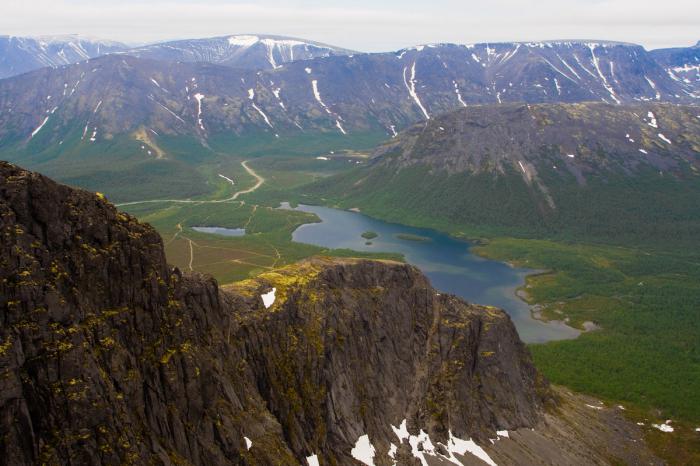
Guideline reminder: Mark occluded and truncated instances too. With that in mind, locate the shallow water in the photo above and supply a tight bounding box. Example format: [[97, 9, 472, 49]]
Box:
[[284, 203, 580, 344], [192, 226, 246, 237]]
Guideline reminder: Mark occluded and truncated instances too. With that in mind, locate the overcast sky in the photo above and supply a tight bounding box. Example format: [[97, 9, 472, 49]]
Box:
[[2, 0, 698, 51]]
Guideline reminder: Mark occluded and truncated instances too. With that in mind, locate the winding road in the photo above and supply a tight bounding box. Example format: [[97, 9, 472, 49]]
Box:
[[115, 160, 265, 207], [232, 160, 265, 200], [116, 160, 268, 274]]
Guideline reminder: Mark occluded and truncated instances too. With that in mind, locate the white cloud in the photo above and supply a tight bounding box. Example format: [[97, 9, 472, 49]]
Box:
[[0, 0, 698, 51]]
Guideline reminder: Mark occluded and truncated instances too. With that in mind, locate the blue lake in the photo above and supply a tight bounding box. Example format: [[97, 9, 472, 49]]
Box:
[[284, 203, 580, 344]]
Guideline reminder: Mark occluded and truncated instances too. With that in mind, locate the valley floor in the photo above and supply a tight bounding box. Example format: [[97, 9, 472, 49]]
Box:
[[121, 158, 400, 282]]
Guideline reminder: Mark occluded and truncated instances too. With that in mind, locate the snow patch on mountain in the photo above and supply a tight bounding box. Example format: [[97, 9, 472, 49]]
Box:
[[453, 80, 467, 107], [646, 111, 658, 128], [30, 116, 50, 138], [194, 93, 205, 131], [228, 35, 260, 47], [351, 435, 375, 465], [588, 44, 621, 104], [271, 86, 285, 109], [261, 288, 276, 308], [403, 62, 430, 119], [645, 76, 661, 100], [251, 103, 273, 128], [390, 419, 497, 466], [311, 80, 331, 114]]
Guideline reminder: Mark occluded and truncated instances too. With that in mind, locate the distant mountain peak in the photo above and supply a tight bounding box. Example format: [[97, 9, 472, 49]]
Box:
[[0, 35, 128, 79], [224, 34, 349, 50], [123, 34, 353, 71], [398, 40, 642, 52], [27, 34, 126, 46]]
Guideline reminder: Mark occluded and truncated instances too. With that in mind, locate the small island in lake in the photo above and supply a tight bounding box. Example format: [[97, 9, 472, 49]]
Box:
[[395, 233, 431, 242], [361, 231, 378, 240]]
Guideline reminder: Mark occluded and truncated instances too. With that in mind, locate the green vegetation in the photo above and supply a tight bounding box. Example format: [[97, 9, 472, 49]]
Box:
[[302, 164, 700, 250], [2, 132, 219, 202], [361, 231, 378, 240], [122, 168, 400, 283], [207, 130, 385, 158], [2, 128, 394, 283], [395, 233, 430, 242], [1, 129, 384, 204], [475, 239, 700, 421], [124, 198, 400, 283]]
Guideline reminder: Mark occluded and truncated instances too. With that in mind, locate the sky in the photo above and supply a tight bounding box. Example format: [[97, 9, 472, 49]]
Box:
[[1, 0, 698, 51]]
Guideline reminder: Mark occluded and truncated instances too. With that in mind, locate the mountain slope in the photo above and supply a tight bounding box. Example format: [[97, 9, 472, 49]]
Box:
[[2, 40, 699, 203], [0, 162, 661, 465], [2, 40, 698, 153], [0, 35, 127, 79], [123, 34, 354, 70], [302, 102, 700, 246], [650, 41, 700, 95]]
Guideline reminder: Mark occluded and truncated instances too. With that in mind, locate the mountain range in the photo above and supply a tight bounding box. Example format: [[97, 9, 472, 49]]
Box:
[[1, 39, 699, 162], [0, 33, 353, 80]]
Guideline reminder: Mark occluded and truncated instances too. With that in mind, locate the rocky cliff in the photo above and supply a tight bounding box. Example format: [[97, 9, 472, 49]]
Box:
[[0, 162, 659, 465]]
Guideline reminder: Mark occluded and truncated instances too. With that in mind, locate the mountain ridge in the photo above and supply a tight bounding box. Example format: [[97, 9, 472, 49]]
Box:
[[0, 35, 128, 79], [2, 32, 698, 83], [1, 40, 698, 152], [122, 34, 355, 71]]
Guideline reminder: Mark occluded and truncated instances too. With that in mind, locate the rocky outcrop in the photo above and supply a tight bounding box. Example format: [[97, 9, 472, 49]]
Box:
[[225, 259, 548, 464], [0, 162, 659, 465]]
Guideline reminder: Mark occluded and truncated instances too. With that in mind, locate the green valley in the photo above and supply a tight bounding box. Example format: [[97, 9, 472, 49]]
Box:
[[118, 153, 399, 283]]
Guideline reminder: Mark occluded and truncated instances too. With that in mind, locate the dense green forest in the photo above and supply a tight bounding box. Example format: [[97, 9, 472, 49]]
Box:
[[476, 239, 700, 421]]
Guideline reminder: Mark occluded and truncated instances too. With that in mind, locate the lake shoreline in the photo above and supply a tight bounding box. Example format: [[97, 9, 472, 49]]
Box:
[[293, 202, 582, 338], [280, 202, 581, 343]]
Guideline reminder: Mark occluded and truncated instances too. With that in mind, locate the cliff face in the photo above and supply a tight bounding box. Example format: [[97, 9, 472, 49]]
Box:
[[227, 260, 548, 464], [0, 162, 658, 466]]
